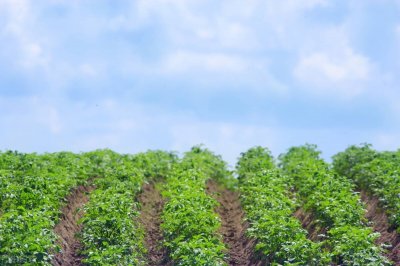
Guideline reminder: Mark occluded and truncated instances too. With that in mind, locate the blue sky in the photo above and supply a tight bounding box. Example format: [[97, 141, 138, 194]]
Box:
[[1, 0, 400, 165]]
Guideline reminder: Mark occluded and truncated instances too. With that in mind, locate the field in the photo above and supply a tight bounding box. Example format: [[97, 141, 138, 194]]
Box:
[[0, 145, 399, 265]]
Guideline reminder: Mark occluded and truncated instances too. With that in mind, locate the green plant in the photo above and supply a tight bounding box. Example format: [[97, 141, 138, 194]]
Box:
[[237, 147, 330, 265], [0, 151, 94, 264], [280, 145, 389, 265], [160, 148, 228, 265], [80, 150, 176, 265], [333, 145, 400, 230]]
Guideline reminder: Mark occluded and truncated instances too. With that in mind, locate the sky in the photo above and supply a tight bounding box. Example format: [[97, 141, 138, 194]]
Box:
[[1, 0, 400, 166]]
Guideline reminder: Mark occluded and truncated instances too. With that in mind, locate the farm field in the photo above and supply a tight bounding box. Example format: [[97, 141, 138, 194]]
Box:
[[0, 145, 399, 265]]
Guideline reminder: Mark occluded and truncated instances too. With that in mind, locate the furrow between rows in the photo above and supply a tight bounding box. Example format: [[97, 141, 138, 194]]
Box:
[[137, 182, 168, 266], [52, 184, 95, 266], [206, 179, 258, 266], [360, 191, 400, 264]]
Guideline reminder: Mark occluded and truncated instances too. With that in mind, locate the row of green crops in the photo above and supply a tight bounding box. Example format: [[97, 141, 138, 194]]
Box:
[[2, 145, 398, 265], [333, 144, 400, 230], [80, 150, 177, 265], [0, 149, 177, 265], [236, 147, 330, 265], [279, 145, 389, 265], [0, 151, 95, 264], [160, 147, 230, 265]]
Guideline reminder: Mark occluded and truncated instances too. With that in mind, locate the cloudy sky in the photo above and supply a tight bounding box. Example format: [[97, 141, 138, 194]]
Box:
[[1, 0, 399, 165]]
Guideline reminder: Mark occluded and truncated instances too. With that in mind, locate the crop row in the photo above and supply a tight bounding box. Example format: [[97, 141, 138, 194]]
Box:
[[160, 147, 229, 265], [279, 145, 388, 265], [0, 149, 177, 265], [1, 145, 397, 265], [237, 147, 329, 264], [78, 150, 147, 264], [0, 151, 94, 264], [333, 144, 400, 230], [80, 149, 177, 264]]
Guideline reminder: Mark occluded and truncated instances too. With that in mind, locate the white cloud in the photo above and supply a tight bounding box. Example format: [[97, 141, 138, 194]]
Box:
[[0, 94, 281, 165], [44, 107, 62, 134], [2, 0, 400, 162], [20, 42, 49, 68], [194, 21, 260, 51], [293, 22, 377, 99], [2, 94, 399, 166], [161, 51, 248, 73], [129, 0, 330, 53], [294, 46, 372, 98], [396, 24, 400, 49], [0, 96, 63, 135], [1, 0, 50, 69], [0, 0, 342, 94], [79, 64, 98, 77], [132, 1, 261, 51], [0, 0, 29, 22]]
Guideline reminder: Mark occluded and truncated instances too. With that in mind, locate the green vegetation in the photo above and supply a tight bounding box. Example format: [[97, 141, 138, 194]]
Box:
[[237, 147, 329, 265], [0, 145, 397, 265], [333, 144, 400, 230], [280, 144, 389, 265], [0, 151, 94, 264], [160, 147, 229, 265], [80, 150, 176, 265]]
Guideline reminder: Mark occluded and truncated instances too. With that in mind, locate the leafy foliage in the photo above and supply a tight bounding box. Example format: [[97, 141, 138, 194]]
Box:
[[80, 149, 176, 265], [280, 145, 389, 265], [236, 146, 275, 179], [0, 145, 396, 265], [160, 147, 228, 265], [237, 147, 330, 265], [181, 145, 232, 184], [0, 151, 94, 264], [332, 143, 377, 180], [333, 144, 400, 230]]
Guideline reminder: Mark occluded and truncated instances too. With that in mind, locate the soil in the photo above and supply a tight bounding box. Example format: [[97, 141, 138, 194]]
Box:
[[52, 184, 95, 266], [137, 182, 169, 266], [360, 190, 400, 265], [206, 179, 263, 266], [293, 208, 327, 242]]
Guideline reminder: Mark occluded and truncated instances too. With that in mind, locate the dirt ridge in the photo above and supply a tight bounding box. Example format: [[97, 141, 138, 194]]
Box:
[[206, 179, 261, 266], [52, 184, 95, 266], [138, 182, 169, 266], [360, 191, 400, 265]]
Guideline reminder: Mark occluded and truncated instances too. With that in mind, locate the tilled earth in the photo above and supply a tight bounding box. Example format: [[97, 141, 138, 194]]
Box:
[[137, 182, 170, 266], [293, 207, 327, 242], [52, 184, 95, 266], [361, 191, 400, 265], [206, 180, 263, 266]]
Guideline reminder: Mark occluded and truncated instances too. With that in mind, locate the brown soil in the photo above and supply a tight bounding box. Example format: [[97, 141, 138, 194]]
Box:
[[360, 190, 400, 265], [52, 184, 95, 266], [137, 182, 169, 266], [293, 208, 327, 242], [206, 179, 263, 266]]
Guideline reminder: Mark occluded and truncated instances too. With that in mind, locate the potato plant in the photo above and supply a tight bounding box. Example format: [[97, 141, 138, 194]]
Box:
[[160, 147, 229, 266], [237, 147, 330, 265], [333, 144, 400, 230], [0, 151, 94, 264], [280, 145, 389, 265], [80, 150, 176, 265]]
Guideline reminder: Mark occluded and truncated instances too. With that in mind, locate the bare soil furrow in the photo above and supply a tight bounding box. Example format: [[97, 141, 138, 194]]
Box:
[[361, 191, 400, 265], [206, 179, 260, 266], [138, 182, 169, 266], [52, 184, 95, 266], [293, 208, 327, 242]]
